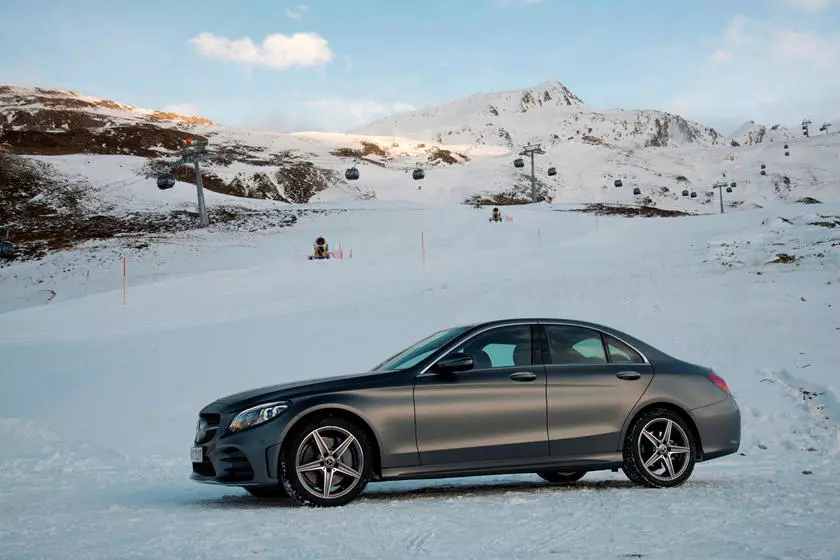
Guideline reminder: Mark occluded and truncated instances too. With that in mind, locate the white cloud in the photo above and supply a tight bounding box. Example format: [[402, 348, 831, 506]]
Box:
[[240, 98, 415, 133], [285, 4, 310, 20], [189, 31, 333, 70], [161, 103, 199, 117], [710, 49, 732, 64], [303, 99, 416, 130], [669, 15, 840, 129], [786, 0, 839, 11]]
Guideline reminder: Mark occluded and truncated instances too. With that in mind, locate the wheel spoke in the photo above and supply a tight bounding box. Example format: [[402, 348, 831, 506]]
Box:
[[663, 420, 673, 445], [312, 430, 330, 459], [296, 460, 323, 474], [332, 435, 356, 460], [643, 453, 661, 469], [323, 469, 335, 498], [642, 430, 660, 446], [663, 454, 676, 479], [669, 445, 690, 455], [334, 462, 361, 479]]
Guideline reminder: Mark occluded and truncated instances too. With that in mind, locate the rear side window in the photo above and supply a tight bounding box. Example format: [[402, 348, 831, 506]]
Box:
[[544, 325, 607, 364], [605, 335, 644, 363]]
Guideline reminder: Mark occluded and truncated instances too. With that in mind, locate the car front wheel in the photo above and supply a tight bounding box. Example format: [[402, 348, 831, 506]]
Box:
[[622, 408, 697, 488], [536, 471, 586, 483], [280, 416, 372, 507]]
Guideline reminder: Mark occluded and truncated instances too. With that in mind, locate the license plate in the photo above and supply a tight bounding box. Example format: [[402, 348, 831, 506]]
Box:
[[191, 446, 204, 463]]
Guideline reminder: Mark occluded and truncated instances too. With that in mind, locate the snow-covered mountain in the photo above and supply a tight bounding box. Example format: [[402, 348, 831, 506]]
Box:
[[730, 119, 839, 146], [353, 80, 725, 149], [2, 82, 840, 260]]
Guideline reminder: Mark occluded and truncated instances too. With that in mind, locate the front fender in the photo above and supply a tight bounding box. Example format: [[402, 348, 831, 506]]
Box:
[[264, 386, 418, 479]]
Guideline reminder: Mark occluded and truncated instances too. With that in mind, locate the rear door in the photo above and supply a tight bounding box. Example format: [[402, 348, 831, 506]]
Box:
[[540, 323, 653, 458]]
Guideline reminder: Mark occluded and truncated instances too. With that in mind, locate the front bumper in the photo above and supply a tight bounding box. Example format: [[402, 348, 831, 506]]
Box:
[[690, 395, 741, 461], [190, 409, 291, 487]]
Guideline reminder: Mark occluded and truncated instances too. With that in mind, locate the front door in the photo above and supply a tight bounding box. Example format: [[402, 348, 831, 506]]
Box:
[[541, 324, 653, 458], [414, 324, 549, 466]]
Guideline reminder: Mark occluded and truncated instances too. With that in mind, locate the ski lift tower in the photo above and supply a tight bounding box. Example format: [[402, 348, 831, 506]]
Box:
[[156, 137, 209, 227], [713, 180, 732, 214], [519, 142, 546, 203]]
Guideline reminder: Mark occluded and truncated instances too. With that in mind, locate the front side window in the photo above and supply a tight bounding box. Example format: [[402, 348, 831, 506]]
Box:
[[544, 325, 607, 364], [447, 325, 533, 369], [373, 326, 471, 371], [605, 335, 644, 363]]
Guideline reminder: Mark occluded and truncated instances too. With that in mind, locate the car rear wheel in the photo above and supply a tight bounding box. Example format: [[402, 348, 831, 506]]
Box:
[[622, 408, 696, 488], [536, 471, 586, 484], [280, 416, 372, 507], [245, 485, 288, 498]]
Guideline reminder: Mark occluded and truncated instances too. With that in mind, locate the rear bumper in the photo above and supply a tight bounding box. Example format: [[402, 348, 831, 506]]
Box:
[[690, 395, 741, 461]]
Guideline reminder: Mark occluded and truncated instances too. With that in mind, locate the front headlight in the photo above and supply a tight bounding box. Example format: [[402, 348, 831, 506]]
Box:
[[228, 401, 290, 433]]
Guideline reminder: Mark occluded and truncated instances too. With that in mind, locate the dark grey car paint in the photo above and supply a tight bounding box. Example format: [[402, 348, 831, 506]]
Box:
[[414, 363, 549, 465], [192, 318, 741, 489], [545, 363, 654, 457]]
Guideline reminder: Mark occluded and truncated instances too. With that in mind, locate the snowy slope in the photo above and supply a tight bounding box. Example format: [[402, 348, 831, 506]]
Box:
[[353, 80, 725, 149], [1, 199, 839, 559]]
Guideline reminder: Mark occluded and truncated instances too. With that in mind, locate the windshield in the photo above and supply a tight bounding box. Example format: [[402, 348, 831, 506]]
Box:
[[373, 326, 471, 371]]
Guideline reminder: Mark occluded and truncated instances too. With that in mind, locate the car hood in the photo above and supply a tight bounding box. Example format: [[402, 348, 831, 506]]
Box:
[[208, 370, 392, 411]]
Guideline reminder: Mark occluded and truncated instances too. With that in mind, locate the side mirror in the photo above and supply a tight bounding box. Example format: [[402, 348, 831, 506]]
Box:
[[431, 353, 474, 375]]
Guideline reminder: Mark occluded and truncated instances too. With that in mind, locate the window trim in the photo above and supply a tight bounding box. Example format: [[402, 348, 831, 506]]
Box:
[[538, 322, 650, 365], [602, 333, 646, 365], [417, 322, 537, 375]]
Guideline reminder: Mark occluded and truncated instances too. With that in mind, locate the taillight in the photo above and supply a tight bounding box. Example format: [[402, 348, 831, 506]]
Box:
[[708, 373, 731, 395]]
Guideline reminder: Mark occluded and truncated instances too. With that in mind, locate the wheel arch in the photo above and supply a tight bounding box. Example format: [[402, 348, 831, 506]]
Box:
[[280, 404, 384, 480], [621, 402, 704, 460]]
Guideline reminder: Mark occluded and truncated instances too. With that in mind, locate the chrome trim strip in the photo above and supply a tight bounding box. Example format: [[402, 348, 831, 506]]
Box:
[[417, 320, 650, 375]]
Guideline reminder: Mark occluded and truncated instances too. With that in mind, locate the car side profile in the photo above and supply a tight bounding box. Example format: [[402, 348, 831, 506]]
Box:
[[191, 318, 741, 507]]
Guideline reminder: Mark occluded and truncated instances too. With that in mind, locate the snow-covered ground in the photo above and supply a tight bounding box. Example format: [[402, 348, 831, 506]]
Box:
[[1, 198, 839, 559]]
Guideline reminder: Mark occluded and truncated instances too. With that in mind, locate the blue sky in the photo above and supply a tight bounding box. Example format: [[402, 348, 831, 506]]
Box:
[[1, 0, 839, 133]]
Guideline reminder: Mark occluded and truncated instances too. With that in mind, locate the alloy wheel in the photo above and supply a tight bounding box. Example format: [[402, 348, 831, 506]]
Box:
[[636, 417, 692, 482], [295, 425, 365, 500]]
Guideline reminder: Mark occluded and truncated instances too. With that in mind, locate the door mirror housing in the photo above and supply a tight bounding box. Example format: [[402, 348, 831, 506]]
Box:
[[431, 353, 474, 375]]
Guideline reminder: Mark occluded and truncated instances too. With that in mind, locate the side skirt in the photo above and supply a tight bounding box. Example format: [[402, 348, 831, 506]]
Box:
[[379, 453, 623, 482]]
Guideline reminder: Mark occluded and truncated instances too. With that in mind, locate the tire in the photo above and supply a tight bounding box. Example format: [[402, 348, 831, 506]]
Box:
[[622, 408, 697, 488], [280, 416, 372, 507], [245, 485, 288, 498], [537, 471, 586, 484]]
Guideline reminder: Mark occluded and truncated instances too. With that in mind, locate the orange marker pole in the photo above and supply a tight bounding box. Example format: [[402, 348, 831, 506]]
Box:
[[123, 257, 127, 306], [421, 231, 426, 268], [85, 270, 89, 296]]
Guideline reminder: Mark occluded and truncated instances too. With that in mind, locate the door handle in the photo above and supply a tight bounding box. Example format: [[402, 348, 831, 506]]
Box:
[[510, 371, 537, 382], [616, 371, 641, 381]]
